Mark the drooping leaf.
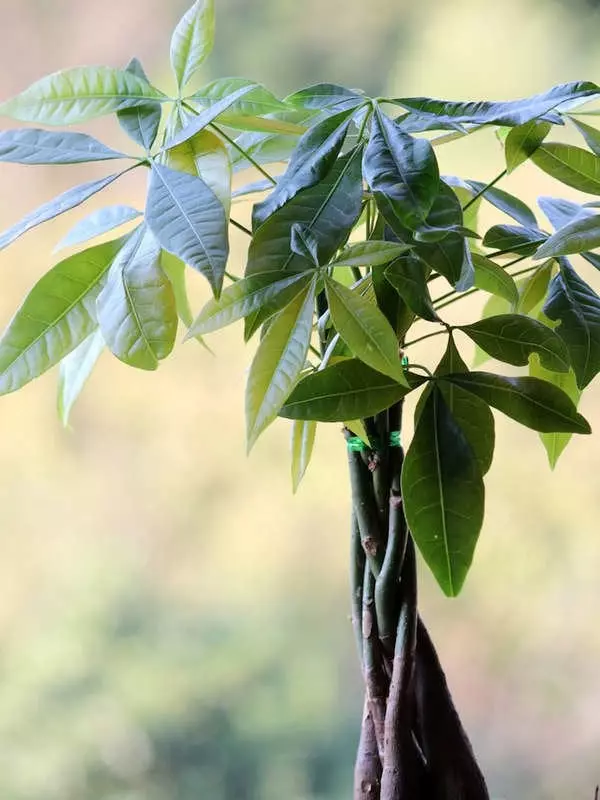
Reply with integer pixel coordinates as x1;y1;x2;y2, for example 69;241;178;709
460;313;570;371
0;128;127;164
325;277;407;383
54;205;141;251
246;147;363;276
529;354;581;468
538;195;591;231
363;107;440;232
279;359;422;421
543;260;600;388
96;227;177;370
0;237;125;395
465;181;537;228
402;385;484;597
252;107;355;227
170;0;215;91
435;337;495;474
504;120;551;172
385;255;439;321
330;241;411;269
517;261;553;314
291;419;317;492
285;83;365;111
531;143;600;194
535;213;600;259
191;77;290;118
482;224;547;255
442;371;591;433
245;279;316;450
57;328;105;426
472;253;519;305
188;270;314;336
394;82;600;127
117;58;162;150
414;183;466;286
145;161;228;296
0;66;165;125
0;169;129;252
569;116;600;156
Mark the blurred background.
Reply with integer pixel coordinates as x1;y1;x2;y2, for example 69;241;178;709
0;1;599;798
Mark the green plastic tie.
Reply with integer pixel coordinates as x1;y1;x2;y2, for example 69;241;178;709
401;355;409;370
346;436;368;451
389;431;401;448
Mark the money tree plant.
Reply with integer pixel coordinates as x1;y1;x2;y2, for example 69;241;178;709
1;2;600;798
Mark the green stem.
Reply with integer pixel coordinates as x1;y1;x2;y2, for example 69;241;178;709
210;122;278;186
362;562;387;760
403;329;449;349
435;288;478;311
346;431;385;576
351;512;366;664
230;217;252;237
462;169;507;212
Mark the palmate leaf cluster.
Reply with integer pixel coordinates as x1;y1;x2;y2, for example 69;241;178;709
0;0;599;596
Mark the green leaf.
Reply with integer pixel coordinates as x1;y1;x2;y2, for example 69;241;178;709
245;279;316;450
252;107;355;226
246;147;363;276
97;227;177;370
465;181;537;228
414;183;467;287
535;213;600;259
395;82;600;127
538;195;590;230
472;253;519;305
543;260;600;388
329;240;411;268
57;328;105;426
0;170;129;252
531;143;600;194
291;419;317;492
0;66;165;125
54;205;141;251
191;78;290;117
188;271;314;336
145;162;228;296
569;116;600;156
170;0;215;91
517;261;553;314
117;58;162;150
460;313;570;372
325;277;407;383
504;121;551;172
473;294;512;366
402;386;484;597
482;224;546;255
443;371;591;433
435;337;495;474
0;128;127;164
529;354;581;468
280;359;422;421
209;114;305;135
160;250;194;329
285;83;364;111
0;237;125;395
163;123;231;213
290;223;321;266
363;107;440;231
384;255;439;322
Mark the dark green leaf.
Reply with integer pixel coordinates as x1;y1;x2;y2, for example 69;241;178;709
290;223;322;266
538;195;589;230
0;66;165;125
55;205;141;251
117;58;162;150
460;313;569;371
285;83;365;111
246;147;363;276
145;162;228;296
543;260;600;388
535;213;600;259
465;181;537;228
363;108;440;231
188;271;314;336
472;253;519;305
170;0;215;91
402;386;484;597
330;240;411;268
97;227;177;369
0;238;125;394
531;143;600;194
252;107;355;226
504;121;551;172
414;183;466;286
443;371;591;433
0;170;128;252
394;82;600;127
325;277;407;383
280;359;422;421
57;328;105;426
291;419;317;492
482;224;547;255
385;255;439;321
246;279;316;449
0;128;127;164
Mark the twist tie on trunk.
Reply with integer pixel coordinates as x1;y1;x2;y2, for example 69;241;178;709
389;431;402;448
346;433;402;451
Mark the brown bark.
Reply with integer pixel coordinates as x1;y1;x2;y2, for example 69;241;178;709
354;696;382;800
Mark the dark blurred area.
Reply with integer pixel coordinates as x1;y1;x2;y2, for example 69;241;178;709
0;1;599;799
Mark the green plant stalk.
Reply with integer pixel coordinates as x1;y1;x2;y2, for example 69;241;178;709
351;511;367;663
461;169;507;212
347;432;385;575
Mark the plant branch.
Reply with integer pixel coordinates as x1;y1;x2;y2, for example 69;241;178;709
210;122;278;186
230;217;252;236
403;329;449;349
462;169;507;212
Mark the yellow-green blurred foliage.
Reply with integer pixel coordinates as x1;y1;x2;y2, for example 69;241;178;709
0;1;599;798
